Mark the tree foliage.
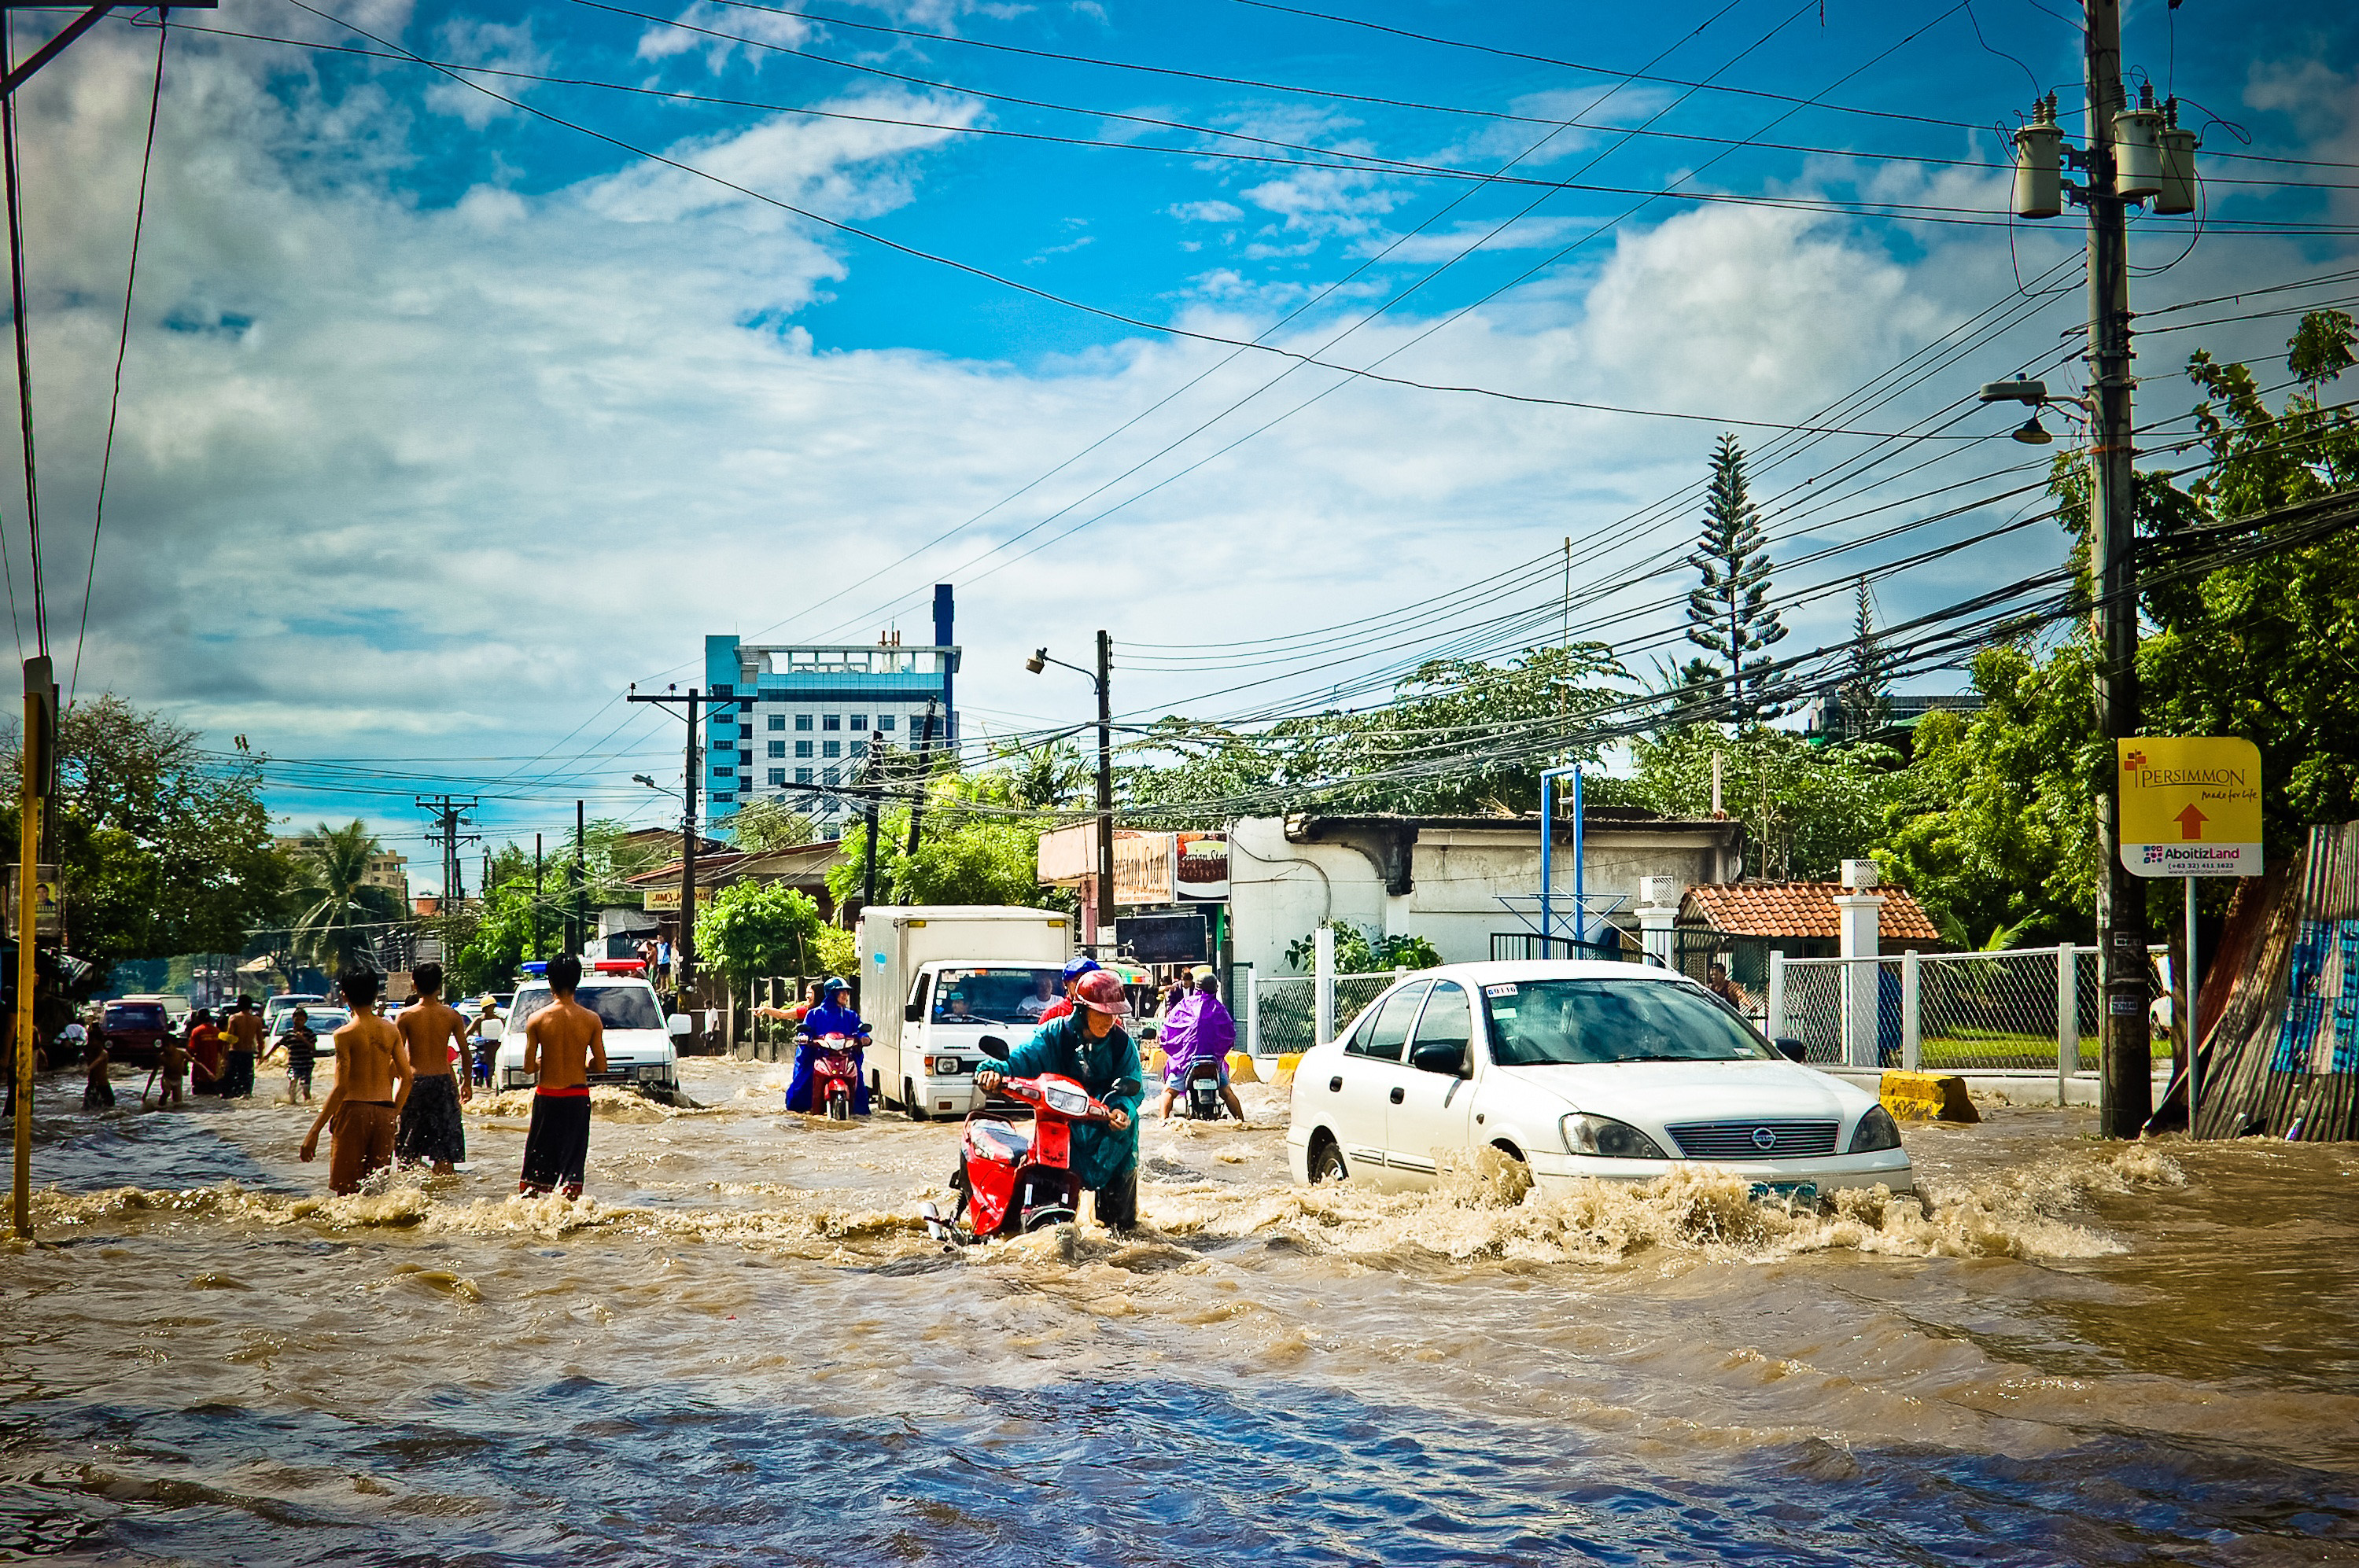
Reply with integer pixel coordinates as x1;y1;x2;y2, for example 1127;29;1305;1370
1684;434;1789;725
1602;725;1905;883
286;819;402;969
726;797;818;852
1283;923;1441;974
826;768;1066;912
2;696;287;967
695;880;826;981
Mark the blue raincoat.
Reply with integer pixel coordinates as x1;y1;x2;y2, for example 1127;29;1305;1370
996;1012;1143;1191
789;1000;871;1113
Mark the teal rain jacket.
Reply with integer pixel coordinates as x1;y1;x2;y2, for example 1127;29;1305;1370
997;1011;1143;1191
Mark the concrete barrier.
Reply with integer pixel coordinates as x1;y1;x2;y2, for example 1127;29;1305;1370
1879;1069;1980;1124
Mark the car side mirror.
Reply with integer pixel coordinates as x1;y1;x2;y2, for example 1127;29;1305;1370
478;1019;505;1042
905;1001;923;1023
666;1014;692;1038
1774;1036;1807;1062
1410;1040;1467;1077
977;1036;1010;1061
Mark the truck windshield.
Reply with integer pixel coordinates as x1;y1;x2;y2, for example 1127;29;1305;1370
932;966;1063;1025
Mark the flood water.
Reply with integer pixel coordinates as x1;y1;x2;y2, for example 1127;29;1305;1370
4;1055;2356;1565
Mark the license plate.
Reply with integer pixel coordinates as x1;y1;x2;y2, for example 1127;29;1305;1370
1749;1180;1819;1208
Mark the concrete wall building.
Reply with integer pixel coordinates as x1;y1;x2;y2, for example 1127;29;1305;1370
702;585;958;838
1227;810;1746;977
277;837;410;905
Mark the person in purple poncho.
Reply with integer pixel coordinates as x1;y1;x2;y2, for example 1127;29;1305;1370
1156;967;1244;1121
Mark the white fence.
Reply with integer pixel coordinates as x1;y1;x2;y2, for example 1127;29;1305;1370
1770;945;2105;1093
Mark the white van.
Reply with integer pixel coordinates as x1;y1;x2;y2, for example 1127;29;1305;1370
857;906;1074;1119
488;972;690;1096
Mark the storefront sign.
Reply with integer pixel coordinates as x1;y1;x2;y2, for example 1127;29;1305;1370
2118;737;2262;878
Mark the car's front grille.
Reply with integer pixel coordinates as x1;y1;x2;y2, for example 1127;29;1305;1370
1664;1118;1840;1159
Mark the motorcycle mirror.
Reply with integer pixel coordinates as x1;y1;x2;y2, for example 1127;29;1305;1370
977;1037;1010;1061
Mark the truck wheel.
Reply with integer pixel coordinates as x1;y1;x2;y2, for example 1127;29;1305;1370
905;1078;930;1121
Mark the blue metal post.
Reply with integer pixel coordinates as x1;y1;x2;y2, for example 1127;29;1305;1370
1538;764;1583;951
1571;766;1585;949
1539;771;1554;940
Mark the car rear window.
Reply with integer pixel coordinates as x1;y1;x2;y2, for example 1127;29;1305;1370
105;1003;167;1029
507;984;662;1032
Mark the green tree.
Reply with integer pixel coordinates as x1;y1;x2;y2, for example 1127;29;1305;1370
1836;576;1892;739
286;819;401;970
1684;433;1789;726
448;874;563;995
1283;923;1441;974
726;797;817;852
695;880;826;980
1605;724;1904;882
827;769;1063;911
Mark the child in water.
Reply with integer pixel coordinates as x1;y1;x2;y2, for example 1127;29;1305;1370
82;1040;114;1110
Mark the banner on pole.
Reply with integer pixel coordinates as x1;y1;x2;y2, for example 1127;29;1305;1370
2118;737;2261;878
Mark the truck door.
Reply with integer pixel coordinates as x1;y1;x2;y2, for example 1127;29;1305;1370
1383;979;1476;1187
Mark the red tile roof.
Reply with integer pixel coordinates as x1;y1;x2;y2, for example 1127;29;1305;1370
1682;882;1944;945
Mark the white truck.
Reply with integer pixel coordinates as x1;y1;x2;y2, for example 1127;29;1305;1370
857;905;1074;1119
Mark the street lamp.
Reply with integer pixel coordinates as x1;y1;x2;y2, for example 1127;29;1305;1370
1979;377;2085;445
1027;636;1115;945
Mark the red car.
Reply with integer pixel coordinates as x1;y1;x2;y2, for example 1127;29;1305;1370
98;999;174;1068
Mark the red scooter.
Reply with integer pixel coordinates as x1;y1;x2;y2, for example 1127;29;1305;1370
792;1033;864;1121
923;1068;1114;1242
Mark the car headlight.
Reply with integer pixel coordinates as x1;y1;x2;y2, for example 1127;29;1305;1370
1561;1113;1670;1160
1848;1105;1903;1153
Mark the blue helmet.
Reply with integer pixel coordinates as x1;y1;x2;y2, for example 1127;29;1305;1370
1061;957;1102;983
823;977;851;997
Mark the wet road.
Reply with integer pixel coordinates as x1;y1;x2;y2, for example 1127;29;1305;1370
3;1057;2355;1565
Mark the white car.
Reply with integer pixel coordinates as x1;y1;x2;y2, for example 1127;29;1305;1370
489;976;690;1095
264;993;326;1033
1285;960;1911;1200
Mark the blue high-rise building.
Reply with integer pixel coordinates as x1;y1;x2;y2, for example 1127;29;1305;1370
703;584;958;838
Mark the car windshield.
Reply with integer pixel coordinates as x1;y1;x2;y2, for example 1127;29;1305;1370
1483;979;1778;1066
282;1010;347;1034
104;1004;167;1029
507;985;664;1032
931;966;1064;1024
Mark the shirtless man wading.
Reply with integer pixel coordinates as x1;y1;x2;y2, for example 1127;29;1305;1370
299;969;415;1194
518;955;605;1199
393;961;474;1173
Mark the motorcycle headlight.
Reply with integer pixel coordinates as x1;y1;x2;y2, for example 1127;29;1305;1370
1041;1086;1093;1117
1561;1113;1669;1160
1848;1105;1903;1153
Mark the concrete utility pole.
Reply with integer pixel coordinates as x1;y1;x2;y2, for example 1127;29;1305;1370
571;799;585;957
1095;630;1115;941
13;653;50;1239
2084;0;2152;1137
415;794;479;923
627;686;710;995
532;833;542;958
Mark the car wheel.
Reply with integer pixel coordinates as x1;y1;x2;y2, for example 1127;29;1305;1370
905;1077;929;1122
1308;1132;1347;1184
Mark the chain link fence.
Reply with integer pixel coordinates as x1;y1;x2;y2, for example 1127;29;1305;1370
1251;970;1412;1055
1773;946;2139;1073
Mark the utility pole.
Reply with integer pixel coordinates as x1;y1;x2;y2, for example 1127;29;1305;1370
13;653;50;1239
906;698;938;856
532;832;542;959
415;794;479;924
1095;631;1115;943
2084;0;2151;1138
860;750;880;913
571;800;585;957
627;686;710;997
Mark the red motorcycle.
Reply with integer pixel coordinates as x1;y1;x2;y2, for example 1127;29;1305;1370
794;1033;864;1121
923;1069;1113;1242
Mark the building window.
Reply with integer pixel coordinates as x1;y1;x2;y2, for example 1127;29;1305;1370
850;739;868;758
822;767;839;786
823;740;842;759
739;749;753;767
713;793;735;805
850;714;867;731
877;715;896;732
795;767;813;784
795;714;813;731
795;740;813;758
768;741;786;758
765;767;783;786
822;714;842;731
768;715;785;731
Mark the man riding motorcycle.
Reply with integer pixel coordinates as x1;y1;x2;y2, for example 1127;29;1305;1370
1031;955;1102;1027
974;970;1142;1230
787;977;872;1114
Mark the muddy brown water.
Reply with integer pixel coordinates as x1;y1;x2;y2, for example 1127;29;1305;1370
3;1057;2355;1564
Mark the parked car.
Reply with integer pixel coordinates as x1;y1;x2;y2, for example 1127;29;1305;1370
488;974;689;1096
1285;960;1911;1200
119;992;191;1029
264;993;326;1033
270;1007;348;1058
98;999;175;1068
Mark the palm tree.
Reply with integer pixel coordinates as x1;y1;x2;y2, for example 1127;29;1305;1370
289;820;396;970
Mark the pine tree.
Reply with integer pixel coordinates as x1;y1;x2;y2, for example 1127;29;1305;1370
1683;434;1788;725
1837;576;1891;739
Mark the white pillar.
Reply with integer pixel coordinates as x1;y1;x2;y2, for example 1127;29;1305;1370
1637;876;1679;970
1901;950;1921;1073
1834;892;1885;1069
1314;925;1336;1046
1237;962;1259;1056
1767;951;1788;1040
2056;940;2078;1103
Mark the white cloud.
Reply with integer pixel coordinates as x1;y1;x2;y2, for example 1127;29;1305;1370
420;17;544;129
1169;199;1243;223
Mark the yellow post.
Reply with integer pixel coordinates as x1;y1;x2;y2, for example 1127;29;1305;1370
13;657;46;1240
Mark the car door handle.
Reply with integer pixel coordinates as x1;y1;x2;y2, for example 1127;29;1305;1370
1329;1076;1343;1093
1388;1086;1404;1104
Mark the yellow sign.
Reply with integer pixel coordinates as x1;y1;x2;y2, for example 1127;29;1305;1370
642;885;717;912
2118;736;2261;878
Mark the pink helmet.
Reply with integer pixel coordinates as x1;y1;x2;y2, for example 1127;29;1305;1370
1072;970;1131;1017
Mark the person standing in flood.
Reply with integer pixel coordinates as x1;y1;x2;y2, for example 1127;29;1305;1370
219;997;264;1099
393;962;473;1173
272;1007;319;1103
298;970;414;1194
82;1037;114;1110
518;954;604;1199
186;1010;223;1095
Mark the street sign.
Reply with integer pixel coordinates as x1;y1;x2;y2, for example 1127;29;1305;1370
2118;737;2261;878
642;885;715;912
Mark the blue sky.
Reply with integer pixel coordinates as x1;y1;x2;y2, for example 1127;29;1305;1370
8;0;2355;886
